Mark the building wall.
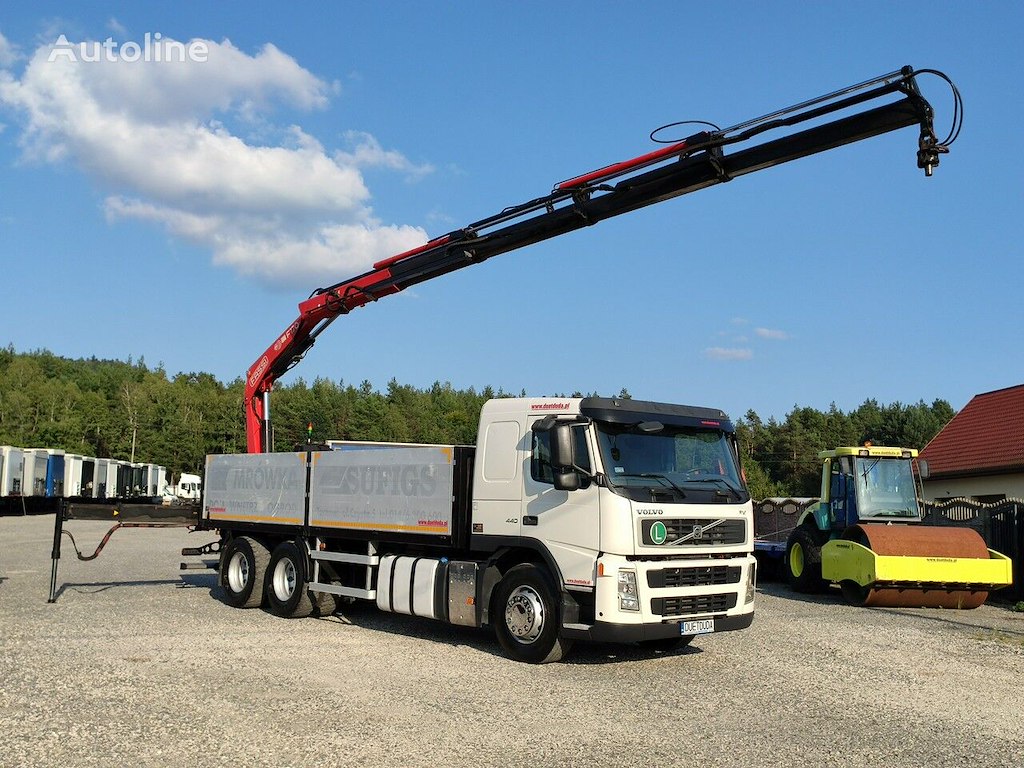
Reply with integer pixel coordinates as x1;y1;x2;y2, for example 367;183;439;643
921;471;1024;502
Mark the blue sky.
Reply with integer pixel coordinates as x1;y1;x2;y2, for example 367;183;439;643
1;2;1021;425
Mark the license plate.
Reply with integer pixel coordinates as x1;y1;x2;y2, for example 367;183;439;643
681;619;714;635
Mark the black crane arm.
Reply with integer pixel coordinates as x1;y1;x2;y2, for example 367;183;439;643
245;66;959;452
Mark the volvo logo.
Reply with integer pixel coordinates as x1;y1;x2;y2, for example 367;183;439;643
675;520;724;544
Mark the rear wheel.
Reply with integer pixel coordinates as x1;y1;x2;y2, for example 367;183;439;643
785;526;826;593
220;536;270;609
266;540;317;618
493;564;573;664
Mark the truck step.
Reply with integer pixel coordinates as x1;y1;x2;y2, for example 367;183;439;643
310;550;380;566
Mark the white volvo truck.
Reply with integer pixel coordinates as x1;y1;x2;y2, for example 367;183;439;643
203;397;755;662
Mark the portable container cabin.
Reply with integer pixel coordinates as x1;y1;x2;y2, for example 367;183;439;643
1;446;24;496
44;449;65;497
93;458;110;499
63;454;83;497
22;449;49;497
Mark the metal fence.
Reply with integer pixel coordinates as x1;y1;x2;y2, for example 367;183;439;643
753;498;817;546
922;497;1024;602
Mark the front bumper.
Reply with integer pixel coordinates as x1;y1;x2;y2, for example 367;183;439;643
561;552;756;643
562;610;754;643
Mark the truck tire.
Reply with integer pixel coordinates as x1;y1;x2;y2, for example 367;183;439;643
265;540;317;618
785;526;826;594
220;536;270;609
492;564;573;664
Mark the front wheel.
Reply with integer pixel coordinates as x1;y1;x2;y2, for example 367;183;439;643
785;526;826;594
492;564;572;664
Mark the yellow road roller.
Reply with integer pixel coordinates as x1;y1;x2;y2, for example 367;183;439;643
784;446;1013;608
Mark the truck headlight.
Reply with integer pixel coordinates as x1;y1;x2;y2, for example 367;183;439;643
618;569;640;612
745;562;757;604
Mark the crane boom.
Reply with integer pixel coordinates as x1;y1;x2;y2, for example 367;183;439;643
245;66;958;452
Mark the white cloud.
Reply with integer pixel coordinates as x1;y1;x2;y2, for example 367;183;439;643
213;221;430;285
705;347;753;361
336;130;433;180
107;18;128;37
0;30;20;67
754;327;789;341
0;33;429;287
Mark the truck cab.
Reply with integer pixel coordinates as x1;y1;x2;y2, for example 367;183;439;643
471;397;756;656
175;472;203;501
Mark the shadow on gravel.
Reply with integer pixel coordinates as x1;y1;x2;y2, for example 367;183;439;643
881;607;1024;636
327;600;501;657
310;600;708;665
188;580;726;665
51;578;185;601
565;641;703;666
758;579;1024;635
48;572;218;602
179;573;217;590
757;580;838;605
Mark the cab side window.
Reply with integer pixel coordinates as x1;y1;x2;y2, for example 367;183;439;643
531;430;554;484
531;425;591;485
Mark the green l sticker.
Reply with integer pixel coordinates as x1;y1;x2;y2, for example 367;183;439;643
650;520;667;545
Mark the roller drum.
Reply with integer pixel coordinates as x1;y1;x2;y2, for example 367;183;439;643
843;524;991;609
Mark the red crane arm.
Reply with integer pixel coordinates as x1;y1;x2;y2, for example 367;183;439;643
245;66;958;452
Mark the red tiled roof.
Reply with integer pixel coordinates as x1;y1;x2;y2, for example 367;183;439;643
919;384;1024;477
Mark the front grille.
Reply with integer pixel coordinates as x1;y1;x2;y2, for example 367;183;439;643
647;565;741;589
641;518;746;547
651;592;738;617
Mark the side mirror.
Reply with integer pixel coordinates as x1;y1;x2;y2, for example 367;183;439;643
550;423;581;492
553;470;580;492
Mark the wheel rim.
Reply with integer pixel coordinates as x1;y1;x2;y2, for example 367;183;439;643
790;542;805;577
227;551;250;593
272;558;297;601
505;585;545;645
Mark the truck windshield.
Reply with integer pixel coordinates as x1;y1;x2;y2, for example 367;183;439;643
853;457;920;518
595;423;747;503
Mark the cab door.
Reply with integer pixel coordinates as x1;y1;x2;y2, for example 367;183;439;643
523;419;601;588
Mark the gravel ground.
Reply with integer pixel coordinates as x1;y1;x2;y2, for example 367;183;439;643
1;514;1022;768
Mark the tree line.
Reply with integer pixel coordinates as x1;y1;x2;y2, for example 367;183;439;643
0;346;954;498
